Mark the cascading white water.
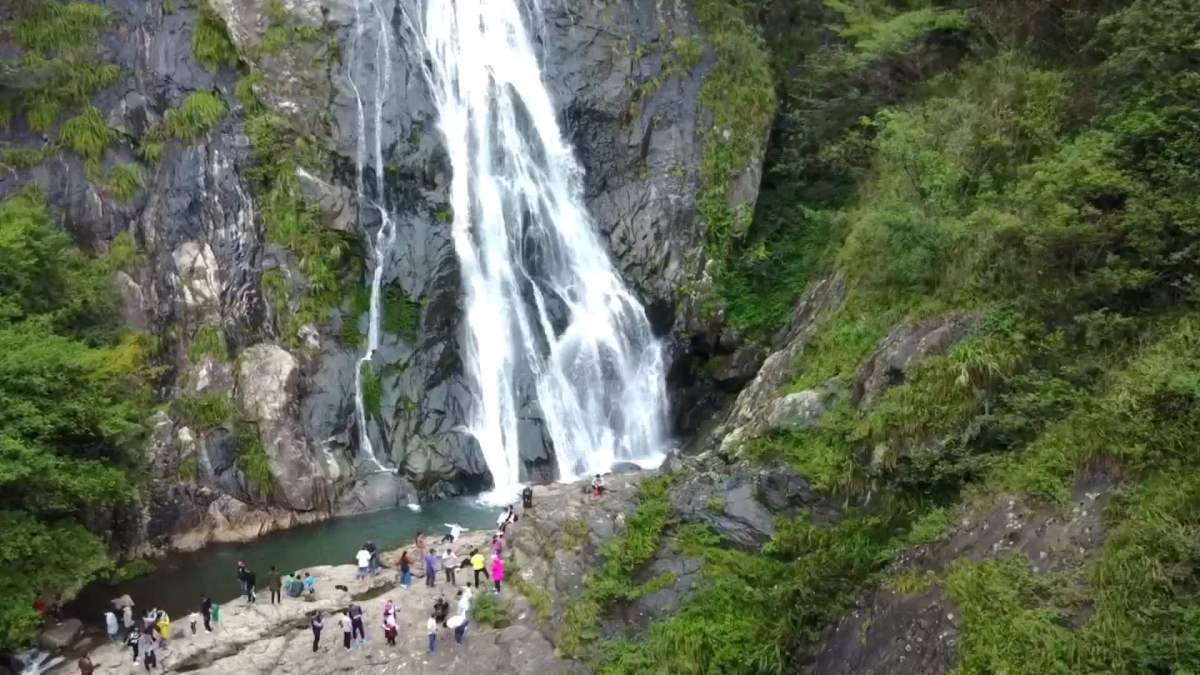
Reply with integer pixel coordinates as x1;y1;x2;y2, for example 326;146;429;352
416;0;670;499
348;0;396;471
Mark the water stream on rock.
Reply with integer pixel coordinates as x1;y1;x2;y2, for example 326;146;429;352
415;0;670;500
348;0;396;472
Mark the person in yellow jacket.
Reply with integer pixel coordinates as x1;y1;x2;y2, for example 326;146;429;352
469;549;489;588
155;610;171;650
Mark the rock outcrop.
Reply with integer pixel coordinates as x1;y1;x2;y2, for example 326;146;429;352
0;0;771;553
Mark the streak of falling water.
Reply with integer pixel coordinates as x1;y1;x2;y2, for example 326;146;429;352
348;0;396;471
414;0;670;501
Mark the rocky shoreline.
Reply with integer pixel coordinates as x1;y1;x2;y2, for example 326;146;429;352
46;475;649;674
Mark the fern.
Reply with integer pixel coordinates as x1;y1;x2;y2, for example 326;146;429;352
58;105;114;163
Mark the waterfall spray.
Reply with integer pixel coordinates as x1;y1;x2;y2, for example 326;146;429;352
415;0;670;500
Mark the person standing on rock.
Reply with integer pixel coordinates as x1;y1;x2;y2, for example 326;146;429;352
415;530;427;557
139;627;158;671
78;655;96;675
448;610;468;646
424;548;439;588
355;545;371;580
237;560;248;598
433;595;449;627
269;565;282;604
491;534;504;557
470;549;488;588
201;595;213;632
442;547;457;585
245;568;258;604
522;485;534;509
349;602;366;645
427;612;439;653
366;540;380;575
105;609;120;642
122;603;134;631
383;610;398;646
127;625;140;664
399;550;413;588
491;554;505;594
310;611;323;652
338;609;351;649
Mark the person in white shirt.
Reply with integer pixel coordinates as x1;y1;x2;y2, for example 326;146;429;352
442;523;464;542
122;604;134;630
337;610;352;650
354;547;371;579
427;613;439;653
104;610;119;642
456;585;474;617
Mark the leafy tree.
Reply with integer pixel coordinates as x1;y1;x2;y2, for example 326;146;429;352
0;189;153;650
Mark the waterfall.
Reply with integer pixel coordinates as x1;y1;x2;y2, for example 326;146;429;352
416;0;670;498
348;0;396;472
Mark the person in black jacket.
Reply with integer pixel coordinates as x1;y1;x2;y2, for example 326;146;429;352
244;568;257;604
200;595;213;632
310;612;323;652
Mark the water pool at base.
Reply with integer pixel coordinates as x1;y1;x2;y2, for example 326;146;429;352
68;498;499;623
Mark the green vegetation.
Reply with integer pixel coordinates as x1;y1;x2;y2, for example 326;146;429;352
235;422;273;495
164;91;227;141
361;362;382;420
1;1;120;133
259;0;325;56
0;147;47;172
175;394;235;430
692;0;777;258
0;190;154;651
607;0;1200;672
109;558;156;583
383;285;422;340
189;324;228;362
470;592;512;628
106;162;143;203
241;89;358;345
106;230;143;273
192;0;239;72
57;105;114;164
561;477;676;658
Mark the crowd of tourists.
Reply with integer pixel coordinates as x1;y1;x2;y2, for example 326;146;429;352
79;488;545;672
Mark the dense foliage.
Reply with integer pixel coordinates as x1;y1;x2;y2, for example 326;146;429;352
0;190;154;651
594;0;1200;672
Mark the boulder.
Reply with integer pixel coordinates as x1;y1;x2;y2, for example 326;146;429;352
852;317;978;410
237;343;328;511
38;619;82;650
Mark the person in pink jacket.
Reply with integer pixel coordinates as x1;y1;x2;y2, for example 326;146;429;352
490;555;505;594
